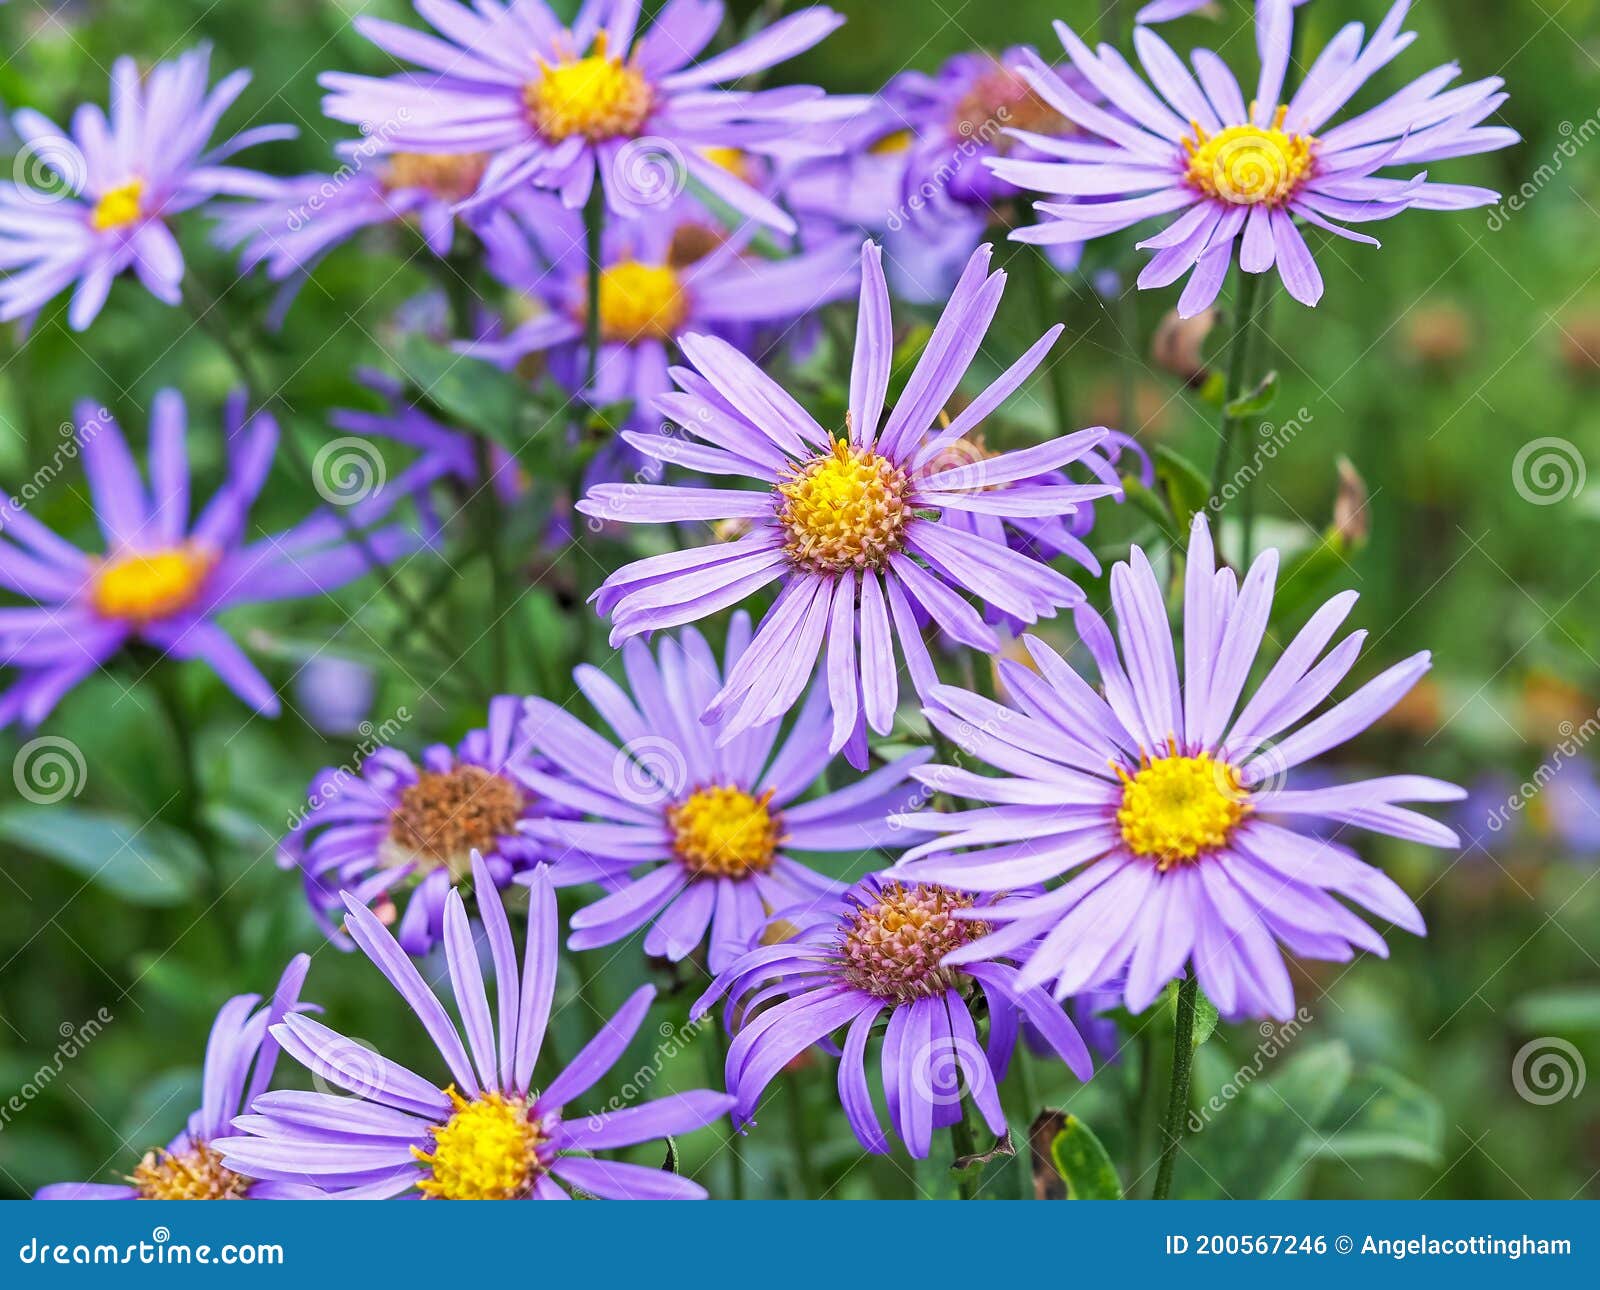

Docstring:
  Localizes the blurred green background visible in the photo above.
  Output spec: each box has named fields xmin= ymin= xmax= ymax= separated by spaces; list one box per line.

xmin=0 ymin=0 xmax=1597 ymax=1200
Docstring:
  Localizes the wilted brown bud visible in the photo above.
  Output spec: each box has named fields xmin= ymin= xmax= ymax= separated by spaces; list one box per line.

xmin=1332 ymin=456 xmax=1369 ymax=546
xmin=1402 ymin=301 xmax=1474 ymax=368
xmin=1559 ymin=313 xmax=1600 ymax=380
xmin=668 ymin=221 xmax=726 ymax=268
xmin=1152 ymin=307 xmax=1216 ymax=385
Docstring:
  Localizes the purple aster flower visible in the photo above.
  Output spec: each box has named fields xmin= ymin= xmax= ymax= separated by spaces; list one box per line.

xmin=215 ymin=143 xmax=519 ymax=283
xmin=218 ymin=860 xmax=735 ymax=1199
xmin=990 ymin=0 xmax=1518 ymax=315
xmin=0 ymin=391 xmax=418 ymax=729
xmin=281 ymin=694 xmax=566 ymax=954
xmin=580 ymin=240 xmax=1120 ymax=765
xmin=517 ymin=615 xmax=932 ymax=972
xmin=893 ymin=513 xmax=1465 ymax=1022
xmin=880 ymin=49 xmax=1092 ymax=299
xmin=1137 ymin=0 xmax=1307 ymax=23
xmin=320 ymin=0 xmax=848 ymax=232
xmin=38 ymin=957 xmax=318 ymax=1200
xmin=0 ymin=47 xmax=293 ymax=330
xmin=471 ymin=192 xmax=859 ymax=422
xmin=692 ymin=875 xmax=1093 ymax=1158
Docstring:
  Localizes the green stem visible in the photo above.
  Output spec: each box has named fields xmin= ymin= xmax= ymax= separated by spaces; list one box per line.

xmin=582 ymin=182 xmax=606 ymax=393
xmin=950 ymin=1112 xmax=980 ymax=1200
xmin=1206 ymin=268 xmax=1267 ymax=533
xmin=178 ymin=281 xmax=471 ymax=689
xmin=708 ymin=1022 xmax=745 ymax=1200
xmin=1151 ymin=973 xmax=1198 ymax=1200
xmin=787 ymin=1081 xmax=819 ymax=1198
xmin=1025 ymin=248 xmax=1073 ymax=438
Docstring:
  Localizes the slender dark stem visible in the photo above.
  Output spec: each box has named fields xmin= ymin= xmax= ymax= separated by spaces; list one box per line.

xmin=1025 ymin=248 xmax=1073 ymax=438
xmin=582 ymin=182 xmax=606 ymax=393
xmin=950 ymin=1112 xmax=980 ymax=1200
xmin=1206 ymin=269 xmax=1267 ymax=529
xmin=786 ymin=1081 xmax=819 ymax=1198
xmin=708 ymin=1022 xmax=745 ymax=1200
xmin=1151 ymin=973 xmax=1199 ymax=1200
xmin=178 ymin=280 xmax=470 ymax=688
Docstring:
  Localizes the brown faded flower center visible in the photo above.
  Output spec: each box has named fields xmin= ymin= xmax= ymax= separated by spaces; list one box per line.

xmin=384 ymin=152 xmax=490 ymax=202
xmin=130 ymin=1142 xmax=248 ymax=1200
xmin=951 ymin=65 xmax=1070 ymax=144
xmin=388 ymin=765 xmax=525 ymax=876
xmin=837 ymin=882 xmax=990 ymax=1004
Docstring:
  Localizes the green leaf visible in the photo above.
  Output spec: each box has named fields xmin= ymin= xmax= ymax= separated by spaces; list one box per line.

xmin=1050 ymin=1116 xmax=1123 ymax=1199
xmin=1513 ymin=987 xmax=1600 ymax=1033
xmin=1223 ymin=370 xmax=1279 ymax=418
xmin=397 ymin=333 xmax=529 ymax=449
xmin=1164 ymin=979 xmax=1220 ymax=1048
xmin=0 ymin=806 xmax=205 ymax=906
xmin=1154 ymin=445 xmax=1212 ymax=529
xmin=1123 ymin=476 xmax=1186 ymax=546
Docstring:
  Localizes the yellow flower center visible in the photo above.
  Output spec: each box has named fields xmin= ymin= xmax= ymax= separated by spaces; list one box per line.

xmin=525 ymin=32 xmax=653 ymax=143
xmin=414 ymin=1088 xmax=545 ymax=1200
xmin=868 ymin=129 xmax=913 ymax=156
xmin=668 ymin=784 xmax=781 ymax=878
xmin=837 ymin=882 xmax=990 ymax=1004
xmin=699 ymin=145 xmax=750 ymax=181
xmin=586 ymin=260 xmax=688 ymax=344
xmin=776 ymin=440 xmax=913 ymax=574
xmin=90 ymin=545 xmax=216 ymax=624
xmin=386 ymin=765 xmax=526 ymax=879
xmin=130 ymin=1142 xmax=248 ymax=1200
xmin=1183 ymin=107 xmax=1314 ymax=206
xmin=1116 ymin=749 xmax=1248 ymax=869
xmin=91 ymin=179 xmax=145 ymax=232
xmin=384 ymin=152 xmax=490 ymax=202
